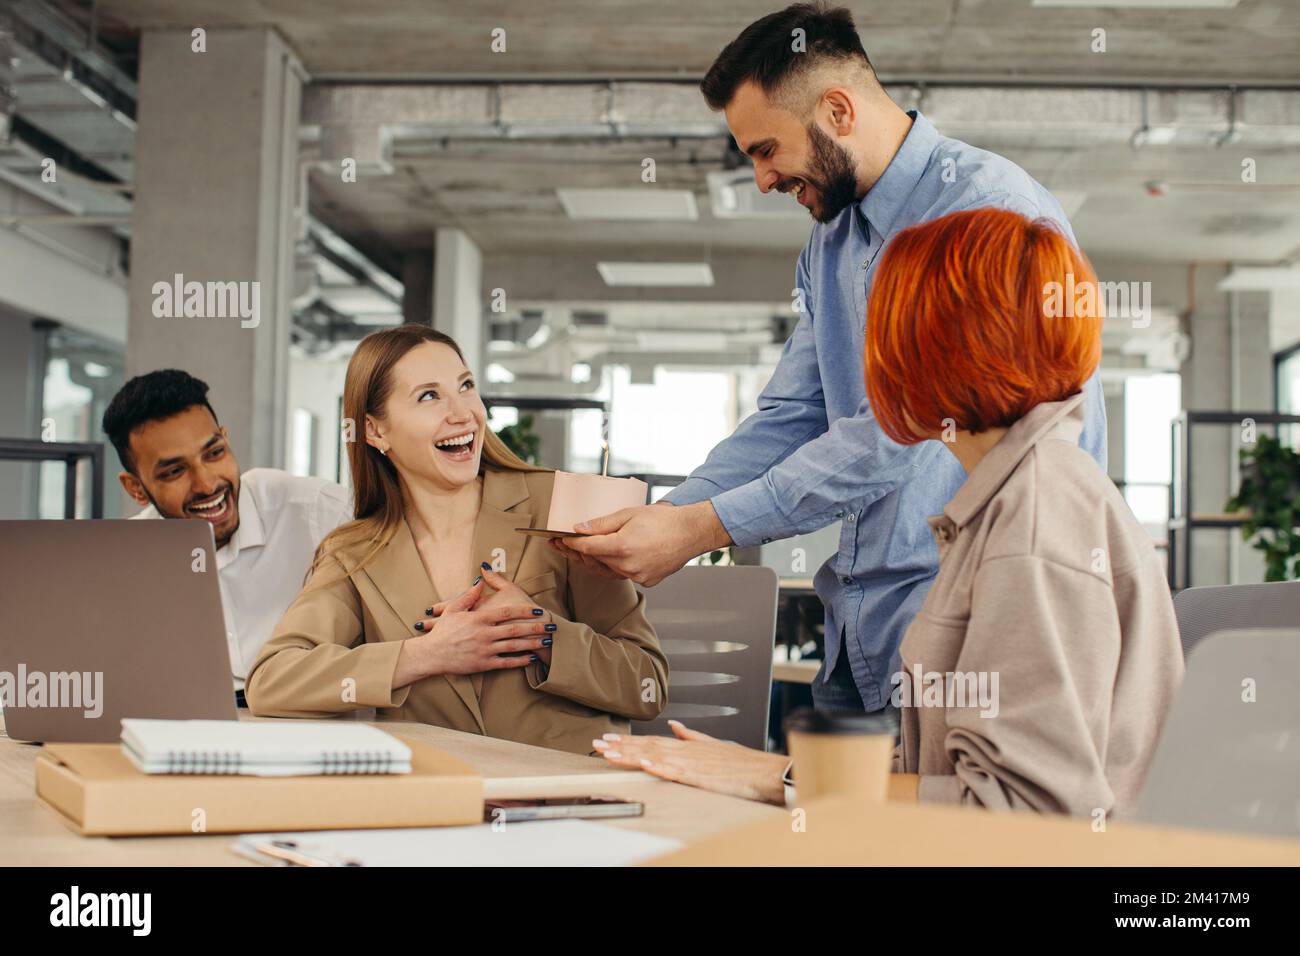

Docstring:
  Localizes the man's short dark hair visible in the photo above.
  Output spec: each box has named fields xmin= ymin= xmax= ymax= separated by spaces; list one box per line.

xmin=102 ymin=369 xmax=219 ymax=473
xmin=701 ymin=3 xmax=874 ymax=113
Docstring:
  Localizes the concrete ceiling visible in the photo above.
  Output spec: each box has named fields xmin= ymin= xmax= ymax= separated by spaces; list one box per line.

xmin=39 ymin=1 xmax=1300 ymax=285
xmin=73 ymin=0 xmax=1300 ymax=83
xmin=305 ymin=120 xmax=1300 ymax=273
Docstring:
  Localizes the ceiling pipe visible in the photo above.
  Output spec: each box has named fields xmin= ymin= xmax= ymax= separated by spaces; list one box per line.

xmin=308 ymin=73 xmax=1300 ymax=92
xmin=303 ymin=82 xmax=1300 ymax=157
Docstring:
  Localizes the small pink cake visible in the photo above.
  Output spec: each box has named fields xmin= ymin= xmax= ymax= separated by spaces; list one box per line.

xmin=546 ymin=472 xmax=649 ymax=533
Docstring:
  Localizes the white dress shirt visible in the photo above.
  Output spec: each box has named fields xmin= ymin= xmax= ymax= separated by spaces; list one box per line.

xmin=132 ymin=468 xmax=352 ymax=688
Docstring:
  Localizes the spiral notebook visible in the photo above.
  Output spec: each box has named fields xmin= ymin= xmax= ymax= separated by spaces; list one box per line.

xmin=120 ymin=719 xmax=412 ymax=776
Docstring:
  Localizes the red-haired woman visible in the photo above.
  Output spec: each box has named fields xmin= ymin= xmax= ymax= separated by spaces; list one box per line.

xmin=594 ymin=208 xmax=1184 ymax=819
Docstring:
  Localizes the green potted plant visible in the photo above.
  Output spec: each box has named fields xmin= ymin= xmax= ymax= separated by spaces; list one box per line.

xmin=496 ymin=414 xmax=541 ymax=465
xmin=1225 ymin=433 xmax=1300 ymax=581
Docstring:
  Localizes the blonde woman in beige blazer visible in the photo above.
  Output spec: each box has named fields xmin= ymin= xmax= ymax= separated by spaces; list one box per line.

xmin=246 ymin=325 xmax=667 ymax=755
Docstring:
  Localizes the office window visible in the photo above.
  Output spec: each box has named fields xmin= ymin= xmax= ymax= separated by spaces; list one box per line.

xmin=486 ymin=405 xmax=519 ymax=432
xmin=605 ymin=366 xmax=734 ymax=477
xmin=1124 ymin=373 xmax=1181 ymax=530
xmin=289 ymin=408 xmax=318 ymax=478
xmin=38 ymin=358 xmax=94 ymax=518
xmin=37 ymin=327 xmax=125 ymax=518
xmin=566 ymin=406 xmax=609 ymax=473
xmin=1276 ymin=347 xmax=1300 ymax=450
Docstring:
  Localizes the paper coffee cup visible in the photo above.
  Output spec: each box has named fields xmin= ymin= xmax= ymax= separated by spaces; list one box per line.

xmin=784 ymin=708 xmax=898 ymax=804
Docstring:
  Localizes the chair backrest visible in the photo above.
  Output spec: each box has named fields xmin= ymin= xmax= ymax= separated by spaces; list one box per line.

xmin=632 ymin=566 xmax=778 ymax=751
xmin=1135 ymin=628 xmax=1300 ymax=837
xmin=1172 ymin=581 xmax=1300 ymax=657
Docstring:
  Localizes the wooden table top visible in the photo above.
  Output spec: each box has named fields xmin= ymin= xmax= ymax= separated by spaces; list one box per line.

xmin=0 ymin=715 xmax=781 ymax=866
xmin=650 ymin=794 xmax=1300 ymax=866
xmin=12 ymin=715 xmax=1293 ymax=867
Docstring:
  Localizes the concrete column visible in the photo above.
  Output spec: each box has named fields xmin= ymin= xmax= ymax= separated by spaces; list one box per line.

xmin=1180 ymin=264 xmax=1272 ymax=586
xmin=1104 ymin=386 xmax=1125 ymax=483
xmin=433 ymin=227 xmax=483 ymax=374
xmin=401 ymin=251 xmax=434 ymax=326
xmin=0 ymin=308 xmax=38 ymax=518
xmin=533 ymin=411 xmax=571 ymax=471
xmin=127 ymin=28 xmax=304 ymax=471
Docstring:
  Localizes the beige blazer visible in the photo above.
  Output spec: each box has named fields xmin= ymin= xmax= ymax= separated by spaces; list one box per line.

xmin=245 ymin=468 xmax=668 ymax=755
xmin=894 ymin=393 xmax=1184 ymax=818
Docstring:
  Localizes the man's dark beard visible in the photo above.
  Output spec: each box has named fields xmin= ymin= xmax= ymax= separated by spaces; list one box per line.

xmin=143 ymin=480 xmax=240 ymax=548
xmin=803 ymin=123 xmax=860 ymax=224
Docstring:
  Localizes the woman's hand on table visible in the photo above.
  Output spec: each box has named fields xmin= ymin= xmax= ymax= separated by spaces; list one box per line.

xmin=593 ymin=720 xmax=790 ymax=805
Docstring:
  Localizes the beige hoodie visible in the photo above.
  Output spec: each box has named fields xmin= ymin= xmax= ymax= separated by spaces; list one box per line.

xmin=893 ymin=393 xmax=1184 ymax=819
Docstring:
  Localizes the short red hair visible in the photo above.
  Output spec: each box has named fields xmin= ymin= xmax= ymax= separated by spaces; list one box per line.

xmin=864 ymin=207 xmax=1102 ymax=445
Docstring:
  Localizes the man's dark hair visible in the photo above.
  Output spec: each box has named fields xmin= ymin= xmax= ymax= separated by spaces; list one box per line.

xmin=102 ymin=369 xmax=219 ymax=473
xmin=701 ymin=3 xmax=874 ymax=113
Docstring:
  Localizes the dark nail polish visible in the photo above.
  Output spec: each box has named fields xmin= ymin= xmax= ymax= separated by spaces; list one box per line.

xmin=414 ymin=621 xmax=425 ymax=632
xmin=541 ymin=637 xmax=553 ymax=647
xmin=480 ymin=561 xmax=492 ymax=570
xmin=472 ymin=575 xmax=481 ymax=585
xmin=544 ymin=623 xmax=557 ymax=632
xmin=529 ymin=654 xmax=540 ymax=662
xmin=425 ymin=607 xmax=433 ymax=616
xmin=532 ymin=608 xmax=544 ymax=616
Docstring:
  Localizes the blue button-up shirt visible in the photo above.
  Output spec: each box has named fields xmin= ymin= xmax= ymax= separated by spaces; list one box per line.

xmin=665 ymin=110 xmax=1108 ymax=710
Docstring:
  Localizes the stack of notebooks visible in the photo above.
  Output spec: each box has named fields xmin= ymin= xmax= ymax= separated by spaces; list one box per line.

xmin=120 ymin=719 xmax=412 ymax=776
xmin=35 ymin=719 xmax=483 ymax=835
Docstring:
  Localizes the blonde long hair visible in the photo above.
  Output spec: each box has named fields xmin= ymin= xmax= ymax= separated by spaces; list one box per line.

xmin=309 ymin=324 xmax=544 ymax=586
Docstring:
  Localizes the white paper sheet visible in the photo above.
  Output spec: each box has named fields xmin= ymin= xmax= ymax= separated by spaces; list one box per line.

xmin=233 ymin=819 xmax=681 ymax=867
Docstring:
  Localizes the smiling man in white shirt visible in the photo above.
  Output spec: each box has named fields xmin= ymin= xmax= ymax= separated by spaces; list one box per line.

xmin=102 ymin=370 xmax=352 ymax=701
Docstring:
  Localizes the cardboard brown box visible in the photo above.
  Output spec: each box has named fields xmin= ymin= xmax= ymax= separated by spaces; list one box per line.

xmin=35 ymin=735 xmax=483 ymax=836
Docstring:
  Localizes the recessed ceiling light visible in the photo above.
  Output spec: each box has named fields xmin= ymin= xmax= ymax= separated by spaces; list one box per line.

xmin=706 ymin=171 xmax=807 ymax=221
xmin=596 ymin=262 xmax=715 ymax=287
xmin=315 ymin=259 xmax=355 ymax=287
xmin=557 ymin=189 xmax=698 ymax=221
xmin=637 ymin=331 xmax=730 ymax=351
xmin=1217 ymin=267 xmax=1300 ymax=291
xmin=320 ymin=286 xmax=401 ymax=314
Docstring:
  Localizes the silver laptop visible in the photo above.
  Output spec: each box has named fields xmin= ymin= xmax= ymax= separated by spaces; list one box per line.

xmin=1136 ymin=628 xmax=1300 ymax=837
xmin=0 ymin=520 xmax=237 ymax=743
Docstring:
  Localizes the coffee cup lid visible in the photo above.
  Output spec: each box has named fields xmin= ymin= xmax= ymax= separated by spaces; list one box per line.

xmin=783 ymin=707 xmax=898 ymax=736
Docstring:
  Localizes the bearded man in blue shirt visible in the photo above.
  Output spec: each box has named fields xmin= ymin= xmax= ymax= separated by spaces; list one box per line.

xmin=561 ymin=3 xmax=1107 ymax=715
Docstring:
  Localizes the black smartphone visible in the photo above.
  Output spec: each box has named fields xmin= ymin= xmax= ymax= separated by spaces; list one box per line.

xmin=483 ymin=797 xmax=645 ymax=823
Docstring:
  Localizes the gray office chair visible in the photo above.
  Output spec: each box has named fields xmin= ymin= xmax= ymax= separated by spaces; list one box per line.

xmin=1172 ymin=580 xmax=1300 ymax=658
xmin=632 ymin=566 xmax=778 ymax=751
xmin=1136 ymin=629 xmax=1300 ymax=838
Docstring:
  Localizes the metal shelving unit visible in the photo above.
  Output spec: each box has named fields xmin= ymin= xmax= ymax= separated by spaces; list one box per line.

xmin=1167 ymin=411 xmax=1300 ymax=591
xmin=0 ymin=438 xmax=106 ymax=519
